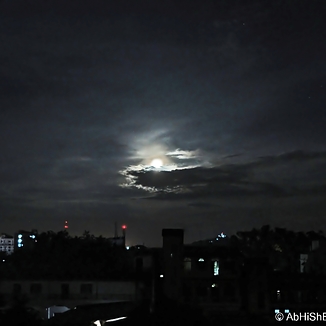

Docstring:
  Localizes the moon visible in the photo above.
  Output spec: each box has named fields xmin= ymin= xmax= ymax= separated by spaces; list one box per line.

xmin=150 ymin=158 xmax=163 ymax=168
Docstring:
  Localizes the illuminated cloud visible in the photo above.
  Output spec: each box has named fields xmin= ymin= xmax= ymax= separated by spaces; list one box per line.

xmin=120 ymin=142 xmax=204 ymax=192
xmin=166 ymin=149 xmax=200 ymax=160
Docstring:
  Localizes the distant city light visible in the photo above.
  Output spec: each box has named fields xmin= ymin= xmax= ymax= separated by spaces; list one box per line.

xmin=122 ymin=225 xmax=127 ymax=230
xmin=160 ymin=274 xmax=164 ymax=278
xmin=18 ymin=234 xmax=22 ymax=238
xmin=126 ymin=246 xmax=130 ymax=250
xmin=198 ymin=258 xmax=204 ymax=262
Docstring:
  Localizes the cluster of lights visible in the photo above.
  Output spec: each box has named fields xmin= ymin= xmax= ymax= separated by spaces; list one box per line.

xmin=17 ymin=233 xmax=37 ymax=248
xmin=215 ymin=232 xmax=227 ymax=240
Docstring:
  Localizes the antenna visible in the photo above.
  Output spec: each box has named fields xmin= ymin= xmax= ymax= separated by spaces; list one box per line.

xmin=121 ymin=224 xmax=127 ymax=247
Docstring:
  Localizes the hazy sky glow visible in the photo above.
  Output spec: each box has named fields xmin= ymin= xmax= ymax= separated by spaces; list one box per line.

xmin=1 ymin=0 xmax=326 ymax=245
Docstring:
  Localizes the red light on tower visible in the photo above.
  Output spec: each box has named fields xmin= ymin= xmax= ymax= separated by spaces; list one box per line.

xmin=64 ymin=220 xmax=69 ymax=230
xmin=121 ymin=224 xmax=126 ymax=245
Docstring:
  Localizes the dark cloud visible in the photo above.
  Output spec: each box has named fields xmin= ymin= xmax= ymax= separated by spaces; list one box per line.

xmin=187 ymin=202 xmax=219 ymax=208
xmin=245 ymin=76 xmax=326 ymax=146
xmin=124 ymin=150 xmax=326 ymax=201
xmin=1 ymin=0 xmax=326 ymax=245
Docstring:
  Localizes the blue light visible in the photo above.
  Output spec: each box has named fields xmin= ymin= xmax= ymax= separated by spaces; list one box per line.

xmin=18 ymin=234 xmax=22 ymax=238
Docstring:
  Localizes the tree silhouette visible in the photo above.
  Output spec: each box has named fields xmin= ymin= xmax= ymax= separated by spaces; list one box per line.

xmin=1 ymin=230 xmax=132 ymax=281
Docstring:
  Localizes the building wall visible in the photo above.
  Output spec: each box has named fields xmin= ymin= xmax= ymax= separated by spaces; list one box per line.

xmin=0 ymin=235 xmax=14 ymax=255
xmin=0 ymin=280 xmax=137 ymax=318
xmin=0 ymin=280 xmax=135 ymax=300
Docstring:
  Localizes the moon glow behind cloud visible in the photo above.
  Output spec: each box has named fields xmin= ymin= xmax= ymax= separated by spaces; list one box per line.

xmin=150 ymin=158 xmax=163 ymax=168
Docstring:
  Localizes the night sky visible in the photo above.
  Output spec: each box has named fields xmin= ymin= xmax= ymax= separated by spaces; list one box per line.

xmin=1 ymin=0 xmax=326 ymax=246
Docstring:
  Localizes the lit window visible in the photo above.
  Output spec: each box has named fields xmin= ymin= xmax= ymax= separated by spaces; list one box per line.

xmin=213 ymin=260 xmax=219 ymax=275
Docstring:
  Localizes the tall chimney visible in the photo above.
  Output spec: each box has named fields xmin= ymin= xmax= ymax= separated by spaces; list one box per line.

xmin=162 ymin=229 xmax=184 ymax=302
